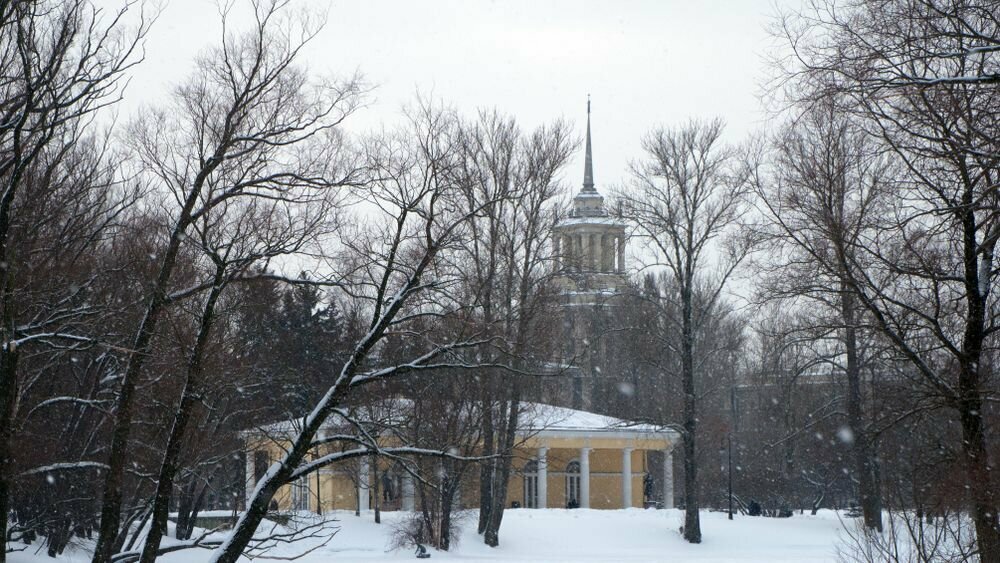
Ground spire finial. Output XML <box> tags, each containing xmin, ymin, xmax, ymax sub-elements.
<box><xmin>582</xmin><ymin>95</ymin><xmax>595</xmax><ymax>193</ymax></box>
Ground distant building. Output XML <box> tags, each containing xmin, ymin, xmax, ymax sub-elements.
<box><xmin>549</xmin><ymin>100</ymin><xmax>631</xmax><ymax>411</ymax></box>
<box><xmin>244</xmin><ymin>402</ymin><xmax>678</xmax><ymax>513</ymax></box>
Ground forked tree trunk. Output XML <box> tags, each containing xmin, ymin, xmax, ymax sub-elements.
<box><xmin>93</xmin><ymin>160</ymin><xmax>217</xmax><ymax>563</ymax></box>
<box><xmin>138</xmin><ymin>274</ymin><xmax>225</xmax><ymax>563</ymax></box>
<box><xmin>483</xmin><ymin>393</ymin><xmax>519</xmax><ymax>547</ymax></box>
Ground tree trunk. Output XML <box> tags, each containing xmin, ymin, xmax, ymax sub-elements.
<box><xmin>0</xmin><ymin>346</ymin><xmax>19</xmax><ymax>563</ymax></box>
<box><xmin>174</xmin><ymin>486</ymin><xmax>195</xmax><ymax>541</ymax></box>
<box><xmin>680</xmin><ymin>279</ymin><xmax>701</xmax><ymax>544</ymax></box>
<box><xmin>958</xmin><ymin>377</ymin><xmax>1000</xmax><ymax>562</ymax></box>
<box><xmin>372</xmin><ymin>455</ymin><xmax>381</xmax><ymax>525</ymax></box>
<box><xmin>840</xmin><ymin>288</ymin><xmax>882</xmax><ymax>531</ymax></box>
<box><xmin>483</xmin><ymin>393</ymin><xmax>519</xmax><ymax>547</ymax></box>
<box><xmin>185</xmin><ymin>482</ymin><xmax>210</xmax><ymax>541</ymax></box>
<box><xmin>477</xmin><ymin>395</ymin><xmax>495</xmax><ymax>534</ymax></box>
<box><xmin>439</xmin><ymin>470</ymin><xmax>454</xmax><ymax>551</ymax></box>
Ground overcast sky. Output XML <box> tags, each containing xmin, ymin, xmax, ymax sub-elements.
<box><xmin>120</xmin><ymin>0</ymin><xmax>798</xmax><ymax>197</ymax></box>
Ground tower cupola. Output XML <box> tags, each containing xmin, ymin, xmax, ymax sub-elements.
<box><xmin>553</xmin><ymin>98</ymin><xmax>628</xmax><ymax>286</ymax></box>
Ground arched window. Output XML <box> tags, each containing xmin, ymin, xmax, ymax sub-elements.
<box><xmin>523</xmin><ymin>460</ymin><xmax>538</xmax><ymax>509</ymax></box>
<box><xmin>565</xmin><ymin>461</ymin><xmax>581</xmax><ymax>508</ymax></box>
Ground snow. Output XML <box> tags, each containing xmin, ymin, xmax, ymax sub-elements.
<box><xmin>555</xmin><ymin>216</ymin><xmax>625</xmax><ymax>226</ymax></box>
<box><xmin>522</xmin><ymin>403</ymin><xmax>665</xmax><ymax>433</ymax></box>
<box><xmin>250</xmin><ymin>401</ymin><xmax>674</xmax><ymax>440</ymax></box>
<box><xmin>7</xmin><ymin>509</ymin><xmax>849</xmax><ymax>563</ymax></box>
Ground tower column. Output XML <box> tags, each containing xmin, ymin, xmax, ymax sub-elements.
<box><xmin>598</xmin><ymin>234</ymin><xmax>606</xmax><ymax>272</ymax></box>
<box><xmin>617</xmin><ymin>235</ymin><xmax>626</xmax><ymax>272</ymax></box>
<box><xmin>605</xmin><ymin>234</ymin><xmax>615</xmax><ymax>272</ymax></box>
<box><xmin>575</xmin><ymin>235</ymin><xmax>583</xmax><ymax>272</ymax></box>
<box><xmin>553</xmin><ymin>233</ymin><xmax>561</xmax><ymax>269</ymax></box>
<box><xmin>592</xmin><ymin>233</ymin><xmax>601</xmax><ymax>272</ymax></box>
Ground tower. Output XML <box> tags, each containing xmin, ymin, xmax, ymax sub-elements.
<box><xmin>552</xmin><ymin>99</ymin><xmax>629</xmax><ymax>409</ymax></box>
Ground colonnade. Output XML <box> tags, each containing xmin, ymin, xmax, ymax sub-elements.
<box><xmin>533</xmin><ymin>445</ymin><xmax>673</xmax><ymax>509</ymax></box>
<box><xmin>554</xmin><ymin>232</ymin><xmax>627</xmax><ymax>273</ymax></box>
<box><xmin>246</xmin><ymin>446</ymin><xmax>674</xmax><ymax>513</ymax></box>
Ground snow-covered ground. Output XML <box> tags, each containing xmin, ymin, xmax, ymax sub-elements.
<box><xmin>10</xmin><ymin>509</ymin><xmax>851</xmax><ymax>563</ymax></box>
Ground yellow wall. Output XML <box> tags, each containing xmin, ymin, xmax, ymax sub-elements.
<box><xmin>247</xmin><ymin>433</ymin><xmax>671</xmax><ymax>513</ymax></box>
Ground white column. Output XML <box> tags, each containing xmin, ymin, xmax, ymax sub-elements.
<box><xmin>622</xmin><ymin>448</ymin><xmax>633</xmax><ymax>509</ymax></box>
<box><xmin>244</xmin><ymin>448</ymin><xmax>255</xmax><ymax>509</ymax></box>
<box><xmin>537</xmin><ymin>447</ymin><xmax>548</xmax><ymax>509</ymax></box>
<box><xmin>402</xmin><ymin>473</ymin><xmax>415</xmax><ymax>511</ymax></box>
<box><xmin>580</xmin><ymin>447</ymin><xmax>592</xmax><ymax>509</ymax></box>
<box><xmin>553</xmin><ymin>234</ymin><xmax>561</xmax><ymax>269</ymax></box>
<box><xmin>592</xmin><ymin>235</ymin><xmax>604</xmax><ymax>272</ymax></box>
<box><xmin>575</xmin><ymin>235</ymin><xmax>583</xmax><ymax>271</ymax></box>
<box><xmin>617</xmin><ymin>235</ymin><xmax>626</xmax><ymax>272</ymax></box>
<box><xmin>358</xmin><ymin>458</ymin><xmax>370</xmax><ymax>512</ymax></box>
<box><xmin>662</xmin><ymin>449</ymin><xmax>674</xmax><ymax>509</ymax></box>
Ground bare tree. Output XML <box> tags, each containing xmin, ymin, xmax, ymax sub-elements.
<box><xmin>617</xmin><ymin>118</ymin><xmax>753</xmax><ymax>544</ymax></box>
<box><xmin>88</xmin><ymin>2</ymin><xmax>364</xmax><ymax>561</ymax></box>
<box><xmin>207</xmin><ymin>101</ymin><xmax>511</xmax><ymax>563</ymax></box>
<box><xmin>747</xmin><ymin>101</ymin><xmax>890</xmax><ymax>529</ymax></box>
<box><xmin>137</xmin><ymin>172</ymin><xmax>337</xmax><ymax>563</ymax></box>
<box><xmin>452</xmin><ymin>111</ymin><xmax>574</xmax><ymax>548</ymax></box>
<box><xmin>774</xmin><ymin>1</ymin><xmax>1000</xmax><ymax>557</ymax></box>
<box><xmin>0</xmin><ymin>1</ymin><xmax>147</xmax><ymax>559</ymax></box>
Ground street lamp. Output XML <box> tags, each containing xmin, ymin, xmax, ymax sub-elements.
<box><xmin>719</xmin><ymin>436</ymin><xmax>733</xmax><ymax>520</ymax></box>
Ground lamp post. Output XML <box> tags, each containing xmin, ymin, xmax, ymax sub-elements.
<box><xmin>727</xmin><ymin>435</ymin><xmax>733</xmax><ymax>520</ymax></box>
<box><xmin>719</xmin><ymin>435</ymin><xmax>733</xmax><ymax>520</ymax></box>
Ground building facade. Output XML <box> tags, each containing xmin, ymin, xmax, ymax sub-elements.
<box><xmin>245</xmin><ymin>403</ymin><xmax>678</xmax><ymax>514</ymax></box>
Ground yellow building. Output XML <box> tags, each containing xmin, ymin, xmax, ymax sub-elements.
<box><xmin>244</xmin><ymin>402</ymin><xmax>679</xmax><ymax>513</ymax></box>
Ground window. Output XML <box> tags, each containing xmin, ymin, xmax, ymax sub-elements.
<box><xmin>523</xmin><ymin>460</ymin><xmax>538</xmax><ymax>509</ymax></box>
<box><xmin>565</xmin><ymin>461</ymin><xmax>581</xmax><ymax>508</ymax></box>
<box><xmin>291</xmin><ymin>476</ymin><xmax>310</xmax><ymax>511</ymax></box>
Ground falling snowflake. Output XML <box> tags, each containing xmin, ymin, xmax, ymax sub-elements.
<box><xmin>836</xmin><ymin>426</ymin><xmax>855</xmax><ymax>444</ymax></box>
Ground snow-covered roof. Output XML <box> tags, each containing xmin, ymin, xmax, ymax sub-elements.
<box><xmin>245</xmin><ymin>400</ymin><xmax>677</xmax><ymax>443</ymax></box>
<box><xmin>555</xmin><ymin>216</ymin><xmax>626</xmax><ymax>227</ymax></box>
<box><xmin>520</xmin><ymin>402</ymin><xmax>669</xmax><ymax>435</ymax></box>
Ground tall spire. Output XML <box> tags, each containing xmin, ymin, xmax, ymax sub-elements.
<box><xmin>582</xmin><ymin>95</ymin><xmax>596</xmax><ymax>193</ymax></box>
